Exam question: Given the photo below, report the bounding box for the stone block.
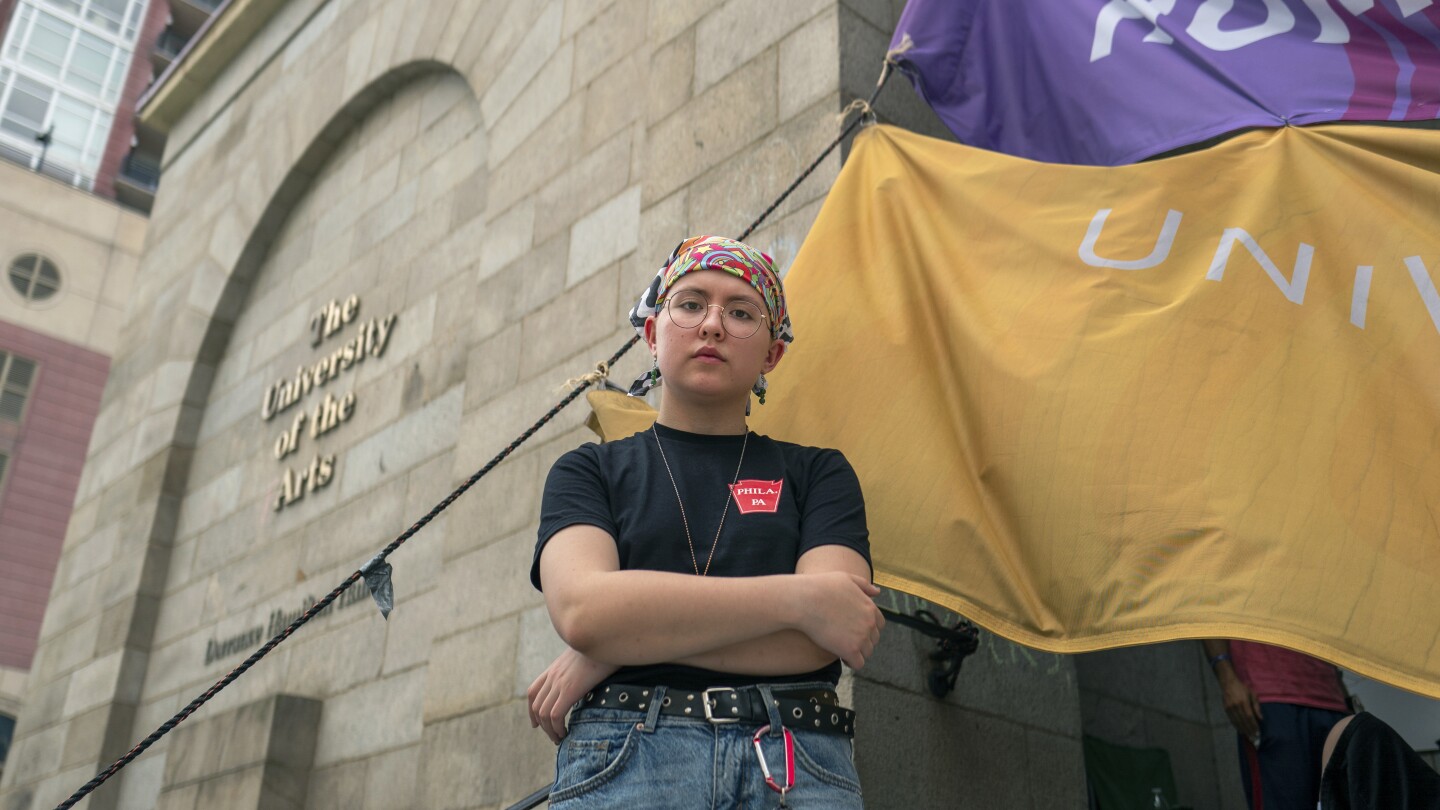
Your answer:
[312,669,423,767]
[1144,712,1225,810]
[283,614,387,697]
[337,385,462,502]
[779,7,840,121]
[353,179,420,256]
[62,651,123,719]
[36,616,99,682]
[192,507,268,583]
[434,531,545,640]
[155,782,199,810]
[354,291,438,390]
[858,621,1082,738]
[418,701,555,810]
[424,617,520,722]
[381,586,440,677]
[12,675,68,736]
[479,200,535,281]
[463,324,522,413]
[415,138,486,223]
[361,745,421,810]
[192,767,264,809]
[563,0,616,38]
[114,749,165,810]
[1025,729,1090,810]
[301,760,366,810]
[480,0,563,127]
[96,595,161,659]
[455,0,546,84]
[1076,642,1211,725]
[572,0,646,89]
[450,365,589,482]
[644,49,776,205]
[489,41,575,167]
[4,724,64,791]
[485,97,584,217]
[443,440,547,561]
[685,97,837,237]
[566,187,640,287]
[534,128,634,245]
[853,679,1067,808]
[523,266,621,374]
[646,28,694,124]
[469,231,568,345]
[513,606,568,698]
[693,0,829,94]
[435,0,492,64]
[648,0,724,45]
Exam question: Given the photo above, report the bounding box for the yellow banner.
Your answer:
[750,124,1440,696]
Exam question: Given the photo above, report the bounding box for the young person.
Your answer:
[528,235,883,808]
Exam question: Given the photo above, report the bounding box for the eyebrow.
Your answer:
[674,288,762,306]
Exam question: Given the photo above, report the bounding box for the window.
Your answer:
[0,352,38,422]
[0,712,15,773]
[8,254,60,302]
[0,0,141,184]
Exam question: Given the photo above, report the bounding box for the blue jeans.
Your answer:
[549,684,864,808]
[1237,702,1349,810]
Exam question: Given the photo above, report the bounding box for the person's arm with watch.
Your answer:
[1203,639,1263,746]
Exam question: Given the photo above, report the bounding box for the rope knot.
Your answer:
[559,361,612,393]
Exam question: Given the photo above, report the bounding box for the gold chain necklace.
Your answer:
[651,425,748,576]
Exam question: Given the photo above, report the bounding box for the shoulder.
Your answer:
[758,434,854,472]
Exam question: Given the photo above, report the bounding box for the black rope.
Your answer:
[58,71,893,810]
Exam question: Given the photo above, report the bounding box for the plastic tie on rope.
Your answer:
[359,551,395,619]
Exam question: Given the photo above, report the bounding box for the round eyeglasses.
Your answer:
[665,290,769,339]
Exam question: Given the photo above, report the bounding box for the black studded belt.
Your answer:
[576,684,855,736]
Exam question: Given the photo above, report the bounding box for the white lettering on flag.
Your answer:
[1403,256,1440,334]
[1079,208,1184,270]
[1205,228,1313,305]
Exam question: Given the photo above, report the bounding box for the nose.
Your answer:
[697,303,726,338]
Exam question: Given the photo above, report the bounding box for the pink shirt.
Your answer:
[1230,641,1349,712]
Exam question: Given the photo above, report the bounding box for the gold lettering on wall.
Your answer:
[267,294,397,511]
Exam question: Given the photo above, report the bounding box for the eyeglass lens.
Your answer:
[667,291,765,338]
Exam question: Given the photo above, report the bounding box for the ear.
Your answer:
[644,316,659,355]
[761,339,786,374]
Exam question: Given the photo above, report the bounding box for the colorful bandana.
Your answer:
[627,235,794,403]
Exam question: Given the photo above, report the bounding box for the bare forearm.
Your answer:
[549,569,809,666]
[674,631,837,676]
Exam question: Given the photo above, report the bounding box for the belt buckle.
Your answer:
[702,687,740,724]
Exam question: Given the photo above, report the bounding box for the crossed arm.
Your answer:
[527,524,883,742]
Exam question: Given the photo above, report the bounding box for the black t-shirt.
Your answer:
[532,422,871,690]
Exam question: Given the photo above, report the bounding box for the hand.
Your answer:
[527,647,619,744]
[1219,671,1263,741]
[793,572,885,670]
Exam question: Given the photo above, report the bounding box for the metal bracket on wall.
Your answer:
[879,607,981,699]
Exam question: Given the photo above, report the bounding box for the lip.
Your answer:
[693,347,725,363]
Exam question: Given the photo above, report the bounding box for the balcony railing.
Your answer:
[119,153,161,190]
[154,29,188,62]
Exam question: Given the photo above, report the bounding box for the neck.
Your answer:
[655,396,749,435]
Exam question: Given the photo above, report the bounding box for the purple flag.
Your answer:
[889,0,1440,165]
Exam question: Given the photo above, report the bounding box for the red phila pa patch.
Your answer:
[730,479,783,514]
